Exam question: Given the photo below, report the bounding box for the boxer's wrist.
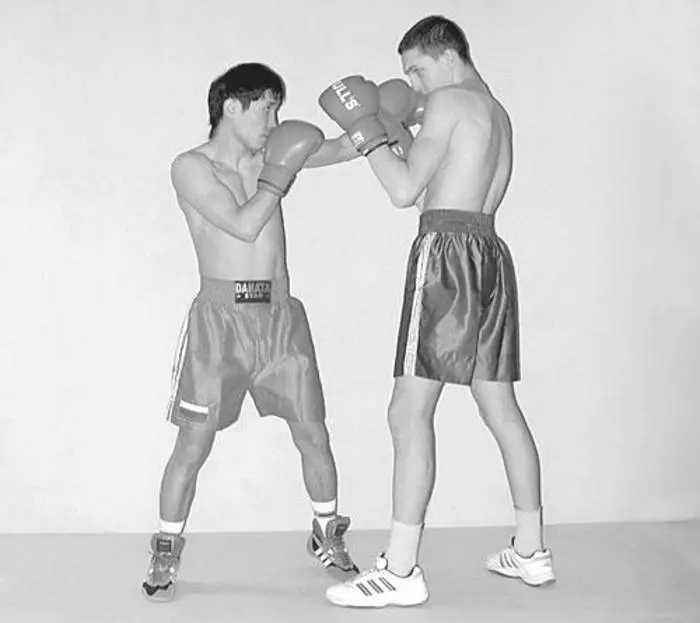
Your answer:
[257,165,295,197]
[362,138,389,157]
[348,116,388,156]
[258,162,295,193]
[256,181,286,198]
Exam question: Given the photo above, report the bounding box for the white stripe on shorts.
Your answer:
[166,306,192,422]
[179,400,209,414]
[402,232,436,375]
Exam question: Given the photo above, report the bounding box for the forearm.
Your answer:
[366,145,420,208]
[223,190,280,242]
[304,135,359,168]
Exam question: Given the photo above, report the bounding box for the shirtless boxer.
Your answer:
[141,62,364,602]
[319,16,556,607]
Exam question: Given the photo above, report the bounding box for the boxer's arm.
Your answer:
[414,189,426,211]
[171,153,279,243]
[365,89,456,208]
[303,133,359,167]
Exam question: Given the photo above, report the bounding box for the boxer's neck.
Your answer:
[208,130,258,170]
[449,62,479,86]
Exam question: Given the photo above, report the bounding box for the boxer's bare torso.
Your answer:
[421,81,513,216]
[174,146,286,281]
[366,66,514,218]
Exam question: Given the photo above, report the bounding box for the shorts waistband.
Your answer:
[196,276,290,307]
[419,209,496,236]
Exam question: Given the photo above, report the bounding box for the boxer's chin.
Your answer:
[256,135,269,151]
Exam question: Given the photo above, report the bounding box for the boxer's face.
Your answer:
[231,91,280,151]
[402,47,452,94]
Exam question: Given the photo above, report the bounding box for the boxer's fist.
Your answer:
[378,79,426,128]
[258,120,324,197]
[318,76,388,156]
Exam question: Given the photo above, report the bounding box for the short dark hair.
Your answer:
[398,15,472,64]
[207,63,286,138]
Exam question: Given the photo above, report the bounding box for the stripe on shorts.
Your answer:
[166,306,192,421]
[402,232,436,375]
[179,400,209,414]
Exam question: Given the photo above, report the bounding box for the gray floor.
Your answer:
[1,521,698,623]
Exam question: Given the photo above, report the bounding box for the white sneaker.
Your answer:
[325,553,429,608]
[486,537,556,586]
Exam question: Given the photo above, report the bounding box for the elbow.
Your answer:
[230,223,260,243]
[237,228,260,243]
[390,187,417,209]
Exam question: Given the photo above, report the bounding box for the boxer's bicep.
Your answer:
[367,91,455,207]
[404,91,456,195]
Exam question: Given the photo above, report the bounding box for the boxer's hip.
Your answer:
[418,208,497,238]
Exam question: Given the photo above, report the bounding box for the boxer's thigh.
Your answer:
[168,300,252,433]
[249,298,326,423]
[395,231,483,385]
[473,237,521,383]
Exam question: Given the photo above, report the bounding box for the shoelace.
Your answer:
[322,518,352,560]
[326,533,352,566]
[148,551,179,579]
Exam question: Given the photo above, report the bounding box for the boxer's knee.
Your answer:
[169,426,217,474]
[387,391,413,440]
[471,380,523,431]
[288,421,332,459]
[387,377,441,445]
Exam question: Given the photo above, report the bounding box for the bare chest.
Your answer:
[213,161,262,203]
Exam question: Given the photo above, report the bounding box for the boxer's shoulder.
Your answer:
[436,86,496,131]
[420,88,463,129]
[431,84,491,112]
[171,147,240,202]
[171,147,215,180]
[172,147,250,186]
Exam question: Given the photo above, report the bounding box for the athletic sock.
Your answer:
[385,519,424,577]
[159,519,185,535]
[514,506,544,556]
[311,499,337,533]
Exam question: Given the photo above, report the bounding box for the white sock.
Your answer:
[311,499,337,533]
[159,519,185,535]
[386,519,424,577]
[514,506,544,556]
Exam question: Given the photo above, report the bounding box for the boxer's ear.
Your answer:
[223,97,243,119]
[443,48,459,67]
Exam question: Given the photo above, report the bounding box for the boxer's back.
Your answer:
[423,85,513,216]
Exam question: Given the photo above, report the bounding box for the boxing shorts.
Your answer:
[394,209,521,385]
[166,276,325,431]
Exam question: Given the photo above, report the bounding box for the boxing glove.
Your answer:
[258,120,324,197]
[378,110,413,160]
[318,76,388,156]
[378,79,426,128]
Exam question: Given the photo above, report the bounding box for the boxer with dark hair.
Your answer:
[141,62,361,602]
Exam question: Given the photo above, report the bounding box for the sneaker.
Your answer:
[141,532,186,601]
[486,537,556,586]
[306,515,359,574]
[326,553,429,608]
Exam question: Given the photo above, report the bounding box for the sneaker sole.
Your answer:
[327,593,430,608]
[487,565,556,587]
[141,582,177,602]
